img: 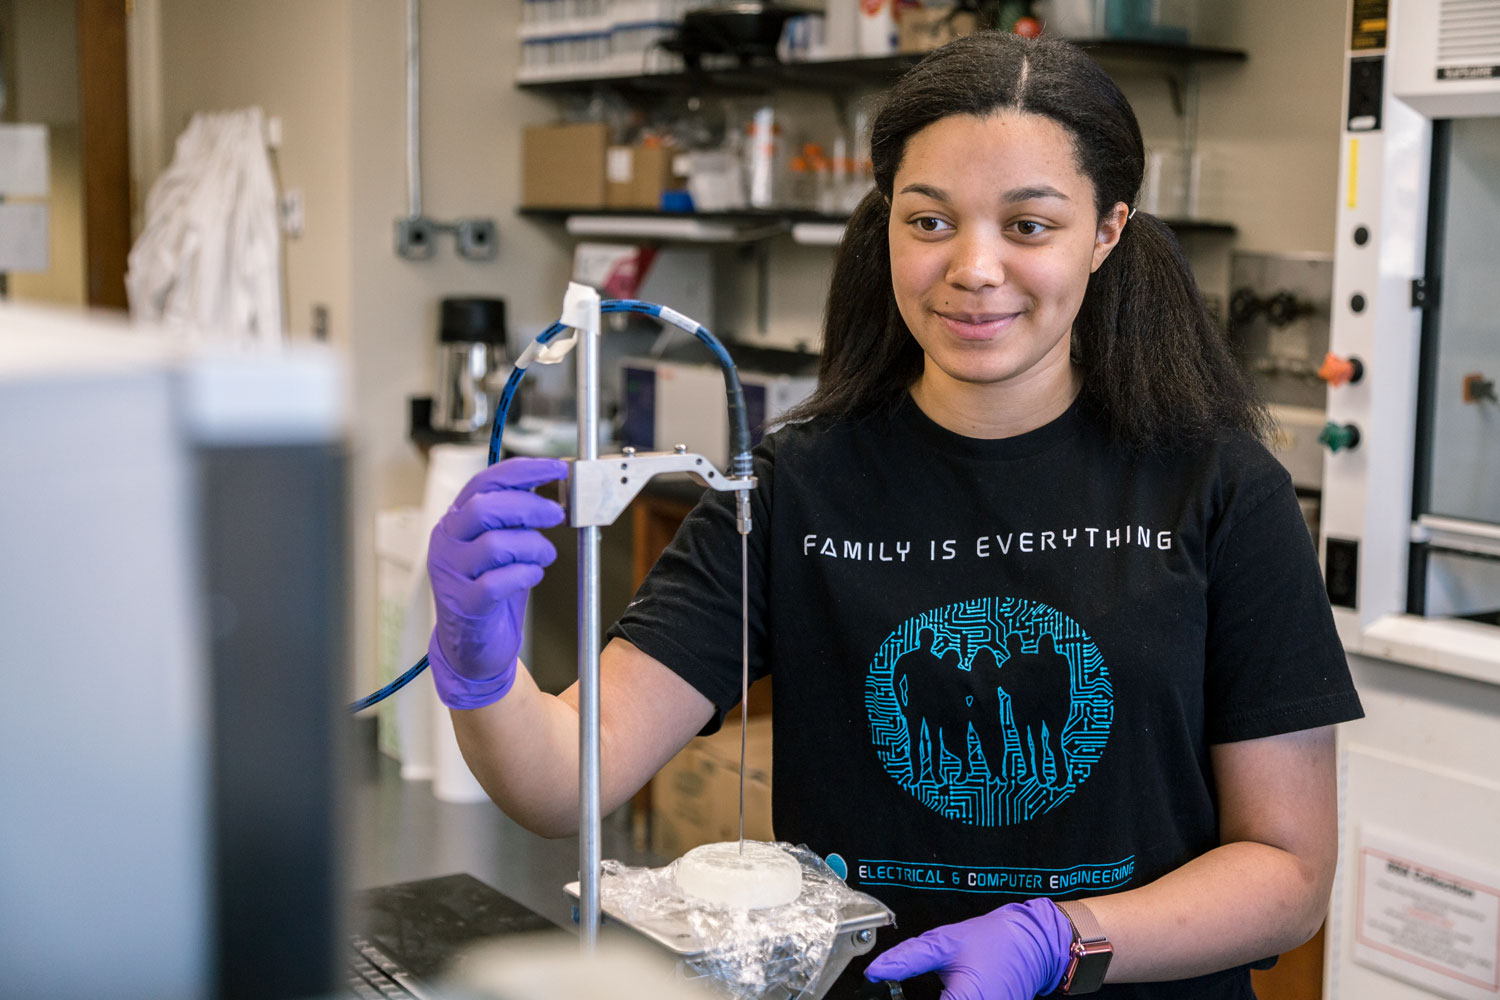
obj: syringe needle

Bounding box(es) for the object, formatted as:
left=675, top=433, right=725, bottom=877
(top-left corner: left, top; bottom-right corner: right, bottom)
left=739, top=530, right=748, bottom=855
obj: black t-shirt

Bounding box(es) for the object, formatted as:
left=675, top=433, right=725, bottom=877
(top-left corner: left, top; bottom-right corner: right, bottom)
left=609, top=393, right=1363, bottom=1000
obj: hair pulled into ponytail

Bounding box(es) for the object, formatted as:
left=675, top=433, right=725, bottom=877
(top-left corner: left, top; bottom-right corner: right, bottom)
left=782, top=31, right=1268, bottom=451
left=1075, top=210, right=1270, bottom=450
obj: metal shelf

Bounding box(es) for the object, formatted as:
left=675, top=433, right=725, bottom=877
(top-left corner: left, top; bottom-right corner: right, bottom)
left=519, top=206, right=1236, bottom=243
left=515, top=40, right=1247, bottom=94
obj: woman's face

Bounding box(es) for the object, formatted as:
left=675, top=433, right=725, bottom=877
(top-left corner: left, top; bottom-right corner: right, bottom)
left=888, top=111, right=1126, bottom=413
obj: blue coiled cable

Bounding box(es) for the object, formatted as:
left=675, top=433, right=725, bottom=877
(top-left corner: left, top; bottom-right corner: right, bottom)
left=348, top=299, right=752, bottom=714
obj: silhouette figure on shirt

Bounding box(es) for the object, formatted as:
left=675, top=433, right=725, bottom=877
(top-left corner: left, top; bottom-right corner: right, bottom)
left=999, top=632, right=1072, bottom=788
left=894, top=627, right=967, bottom=782
left=894, top=630, right=1074, bottom=787
left=964, top=645, right=1010, bottom=781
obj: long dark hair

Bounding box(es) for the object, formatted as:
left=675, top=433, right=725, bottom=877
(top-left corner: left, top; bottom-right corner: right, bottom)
left=783, top=31, right=1268, bottom=450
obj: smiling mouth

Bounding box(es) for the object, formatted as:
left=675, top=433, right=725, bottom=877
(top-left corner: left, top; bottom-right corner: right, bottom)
left=935, top=310, right=1023, bottom=339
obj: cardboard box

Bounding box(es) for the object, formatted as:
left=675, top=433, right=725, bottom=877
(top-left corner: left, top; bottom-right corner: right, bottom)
left=650, top=745, right=722, bottom=859
left=651, top=716, right=774, bottom=859
left=898, top=7, right=979, bottom=53
left=606, top=144, right=687, bottom=210
left=522, top=122, right=608, bottom=209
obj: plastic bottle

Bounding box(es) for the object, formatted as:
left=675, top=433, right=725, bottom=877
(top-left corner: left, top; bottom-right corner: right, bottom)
left=829, top=135, right=850, bottom=214
left=824, top=0, right=860, bottom=58
left=788, top=154, right=813, bottom=210
left=857, top=0, right=898, bottom=55
left=744, top=106, right=783, bottom=209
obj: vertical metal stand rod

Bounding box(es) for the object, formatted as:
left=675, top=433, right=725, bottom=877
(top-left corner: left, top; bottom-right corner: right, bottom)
left=577, top=301, right=603, bottom=949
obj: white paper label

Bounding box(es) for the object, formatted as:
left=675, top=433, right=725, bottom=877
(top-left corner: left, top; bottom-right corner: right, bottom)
left=606, top=147, right=633, bottom=184
left=571, top=242, right=639, bottom=288
left=0, top=203, right=49, bottom=272
left=1355, top=827, right=1500, bottom=999
left=0, top=124, right=49, bottom=197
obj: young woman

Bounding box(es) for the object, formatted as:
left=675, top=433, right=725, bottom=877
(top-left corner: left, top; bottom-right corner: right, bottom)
left=426, top=33, right=1362, bottom=999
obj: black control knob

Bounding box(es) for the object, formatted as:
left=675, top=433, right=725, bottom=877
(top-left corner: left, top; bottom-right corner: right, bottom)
left=1229, top=287, right=1262, bottom=329
left=1265, top=291, right=1314, bottom=327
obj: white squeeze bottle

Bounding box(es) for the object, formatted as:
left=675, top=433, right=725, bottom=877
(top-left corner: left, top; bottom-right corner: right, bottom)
left=857, top=0, right=898, bottom=55
left=823, top=0, right=859, bottom=58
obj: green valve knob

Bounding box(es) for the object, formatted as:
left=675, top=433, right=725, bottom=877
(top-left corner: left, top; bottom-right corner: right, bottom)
left=1319, top=421, right=1361, bottom=453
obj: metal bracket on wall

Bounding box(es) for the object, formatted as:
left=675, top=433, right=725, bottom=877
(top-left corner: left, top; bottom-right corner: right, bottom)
left=393, top=0, right=498, bottom=263
left=394, top=216, right=498, bottom=261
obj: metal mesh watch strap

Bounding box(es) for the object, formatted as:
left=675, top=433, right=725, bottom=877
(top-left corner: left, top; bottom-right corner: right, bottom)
left=1057, top=899, right=1108, bottom=944
left=1055, top=899, right=1112, bottom=995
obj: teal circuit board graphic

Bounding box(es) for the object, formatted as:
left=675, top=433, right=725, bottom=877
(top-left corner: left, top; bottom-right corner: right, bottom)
left=865, top=597, right=1112, bottom=826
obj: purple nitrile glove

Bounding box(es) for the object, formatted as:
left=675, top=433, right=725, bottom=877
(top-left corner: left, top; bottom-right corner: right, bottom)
left=865, top=898, right=1073, bottom=1000
left=427, top=457, right=569, bottom=710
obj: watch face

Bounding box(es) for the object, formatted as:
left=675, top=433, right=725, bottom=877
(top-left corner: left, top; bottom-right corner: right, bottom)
left=1061, top=943, right=1113, bottom=994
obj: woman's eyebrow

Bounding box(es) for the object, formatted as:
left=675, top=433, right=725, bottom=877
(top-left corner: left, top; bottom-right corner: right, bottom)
left=897, top=182, right=1070, bottom=203
left=1003, top=185, right=1070, bottom=202
left=897, top=183, right=950, bottom=201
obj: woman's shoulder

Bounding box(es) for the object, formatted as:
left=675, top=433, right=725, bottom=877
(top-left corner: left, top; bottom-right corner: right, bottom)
left=761, top=404, right=898, bottom=459
left=1089, top=414, right=1291, bottom=524
left=1157, top=424, right=1294, bottom=531
left=1210, top=424, right=1290, bottom=494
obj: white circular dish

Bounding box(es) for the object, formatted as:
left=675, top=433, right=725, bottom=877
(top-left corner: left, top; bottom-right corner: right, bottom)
left=674, top=841, right=803, bottom=910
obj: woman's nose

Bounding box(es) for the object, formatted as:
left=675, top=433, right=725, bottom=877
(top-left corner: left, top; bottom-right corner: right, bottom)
left=945, top=233, right=1004, bottom=291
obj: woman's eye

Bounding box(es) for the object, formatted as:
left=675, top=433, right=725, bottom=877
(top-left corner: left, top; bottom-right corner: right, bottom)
left=1015, top=220, right=1048, bottom=236
left=914, top=216, right=951, bottom=233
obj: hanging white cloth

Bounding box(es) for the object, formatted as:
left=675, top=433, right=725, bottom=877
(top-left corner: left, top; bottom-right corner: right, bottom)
left=126, top=107, right=284, bottom=344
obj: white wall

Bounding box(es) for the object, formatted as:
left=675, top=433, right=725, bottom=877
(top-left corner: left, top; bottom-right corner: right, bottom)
left=344, top=0, right=576, bottom=691
left=346, top=0, right=574, bottom=506
left=157, top=0, right=355, bottom=345
left=1195, top=2, right=1348, bottom=255
left=139, top=0, right=577, bottom=692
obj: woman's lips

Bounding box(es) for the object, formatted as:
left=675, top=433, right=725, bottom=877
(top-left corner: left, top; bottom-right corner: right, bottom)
left=936, top=310, right=1021, bottom=340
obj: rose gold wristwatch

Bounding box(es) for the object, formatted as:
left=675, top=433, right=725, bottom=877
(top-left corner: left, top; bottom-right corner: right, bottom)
left=1055, top=899, right=1113, bottom=994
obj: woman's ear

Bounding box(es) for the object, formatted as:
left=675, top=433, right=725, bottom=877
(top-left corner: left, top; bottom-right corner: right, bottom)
left=1090, top=202, right=1130, bottom=273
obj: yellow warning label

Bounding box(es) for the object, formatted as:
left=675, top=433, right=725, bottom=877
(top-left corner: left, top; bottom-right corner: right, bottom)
left=1348, top=138, right=1359, bottom=209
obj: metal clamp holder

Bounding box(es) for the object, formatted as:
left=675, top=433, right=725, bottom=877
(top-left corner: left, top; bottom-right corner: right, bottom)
left=568, top=447, right=756, bottom=528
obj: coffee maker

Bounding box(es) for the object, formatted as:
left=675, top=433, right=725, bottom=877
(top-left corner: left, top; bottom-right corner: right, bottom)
left=431, top=297, right=508, bottom=437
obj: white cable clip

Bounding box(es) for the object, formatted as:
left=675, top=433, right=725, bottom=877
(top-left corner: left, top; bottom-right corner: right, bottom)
left=560, top=280, right=601, bottom=334
left=514, top=282, right=602, bottom=369
left=515, top=331, right=576, bottom=369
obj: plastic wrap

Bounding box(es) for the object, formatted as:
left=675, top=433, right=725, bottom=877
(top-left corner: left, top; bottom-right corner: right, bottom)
left=600, top=842, right=893, bottom=999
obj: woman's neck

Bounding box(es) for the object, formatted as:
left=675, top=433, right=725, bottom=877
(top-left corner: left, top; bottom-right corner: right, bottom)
left=909, top=362, right=1083, bottom=440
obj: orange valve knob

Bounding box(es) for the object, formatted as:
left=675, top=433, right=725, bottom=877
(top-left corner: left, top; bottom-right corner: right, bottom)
left=1318, top=421, right=1361, bottom=453
left=1318, top=352, right=1364, bottom=387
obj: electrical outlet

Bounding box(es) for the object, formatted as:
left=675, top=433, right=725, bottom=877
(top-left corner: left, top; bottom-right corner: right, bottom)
left=456, top=218, right=498, bottom=260
left=395, top=216, right=436, bottom=260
